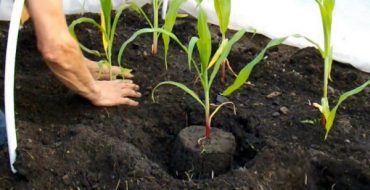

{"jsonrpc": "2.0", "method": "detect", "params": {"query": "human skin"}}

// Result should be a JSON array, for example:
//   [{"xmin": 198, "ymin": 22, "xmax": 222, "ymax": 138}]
[{"xmin": 25, "ymin": 0, "xmax": 141, "ymax": 106}]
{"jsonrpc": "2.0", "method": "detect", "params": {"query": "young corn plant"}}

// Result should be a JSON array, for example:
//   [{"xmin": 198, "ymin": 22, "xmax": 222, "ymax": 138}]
[
  {"xmin": 69, "ymin": 0, "xmax": 134, "ymax": 79},
  {"xmin": 313, "ymin": 0, "xmax": 370, "ymax": 139},
  {"xmin": 125, "ymin": 1, "xmax": 159, "ymax": 55},
  {"xmin": 129, "ymin": 0, "xmax": 186, "ymax": 68},
  {"xmin": 116, "ymin": 0, "xmax": 187, "ymax": 69},
  {"xmin": 212, "ymin": 0, "xmax": 256, "ymax": 82},
  {"xmin": 152, "ymin": 7, "xmax": 245, "ymax": 140}
]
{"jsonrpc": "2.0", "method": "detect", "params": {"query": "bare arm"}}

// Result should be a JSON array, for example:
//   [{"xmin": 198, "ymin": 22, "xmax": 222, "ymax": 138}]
[{"xmin": 25, "ymin": 0, "xmax": 141, "ymax": 106}]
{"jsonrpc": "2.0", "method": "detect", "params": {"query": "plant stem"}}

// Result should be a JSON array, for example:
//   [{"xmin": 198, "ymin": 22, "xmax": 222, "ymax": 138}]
[
  {"xmin": 204, "ymin": 89, "xmax": 211, "ymax": 139},
  {"xmin": 152, "ymin": 0, "xmax": 159, "ymax": 55},
  {"xmin": 203, "ymin": 63, "xmax": 211, "ymax": 138},
  {"xmin": 323, "ymin": 56, "xmax": 329, "ymax": 98},
  {"xmin": 321, "ymin": 5, "xmax": 332, "ymax": 99},
  {"xmin": 107, "ymin": 40, "xmax": 113, "ymax": 79},
  {"xmin": 205, "ymin": 118, "xmax": 211, "ymax": 139},
  {"xmin": 220, "ymin": 34, "xmax": 226, "ymax": 82}
]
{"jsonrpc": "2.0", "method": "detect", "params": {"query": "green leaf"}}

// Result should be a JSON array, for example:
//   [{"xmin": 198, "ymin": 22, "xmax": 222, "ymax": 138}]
[
  {"xmin": 162, "ymin": 0, "xmax": 187, "ymax": 68},
  {"xmin": 209, "ymin": 101, "xmax": 236, "ymax": 124},
  {"xmin": 120, "ymin": 68, "xmax": 133, "ymax": 79},
  {"xmin": 315, "ymin": 0, "xmax": 335, "ymax": 97},
  {"xmin": 208, "ymin": 38, "xmax": 228, "ymax": 69},
  {"xmin": 130, "ymin": 2, "xmax": 153, "ymax": 28},
  {"xmin": 96, "ymin": 60, "xmax": 106, "ymax": 79},
  {"xmin": 110, "ymin": 4, "xmax": 130, "ymax": 43},
  {"xmin": 214, "ymin": 0, "xmax": 231, "ymax": 36},
  {"xmin": 209, "ymin": 30, "xmax": 245, "ymax": 88},
  {"xmin": 187, "ymin": 37, "xmax": 199, "ymax": 70},
  {"xmin": 152, "ymin": 81, "xmax": 205, "ymax": 108},
  {"xmin": 222, "ymin": 36, "xmax": 288, "ymax": 96},
  {"xmin": 109, "ymin": 4, "xmax": 130, "ymax": 60},
  {"xmin": 324, "ymin": 80, "xmax": 370, "ymax": 139},
  {"xmin": 100, "ymin": 0, "xmax": 112, "ymax": 36},
  {"xmin": 292, "ymin": 34, "xmax": 324, "ymax": 56},
  {"xmin": 320, "ymin": 97, "xmax": 330, "ymax": 119},
  {"xmin": 186, "ymin": 37, "xmax": 203, "ymax": 84},
  {"xmin": 196, "ymin": 8, "xmax": 212, "ymax": 73},
  {"xmin": 68, "ymin": 17, "xmax": 104, "ymax": 57}
]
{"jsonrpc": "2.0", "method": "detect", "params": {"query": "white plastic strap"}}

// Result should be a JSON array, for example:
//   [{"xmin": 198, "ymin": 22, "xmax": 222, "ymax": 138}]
[{"xmin": 5, "ymin": 0, "xmax": 25, "ymax": 173}]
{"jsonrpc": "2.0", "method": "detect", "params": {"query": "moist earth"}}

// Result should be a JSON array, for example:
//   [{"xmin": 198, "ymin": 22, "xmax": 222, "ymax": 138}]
[{"xmin": 0, "ymin": 9, "xmax": 369, "ymax": 190}]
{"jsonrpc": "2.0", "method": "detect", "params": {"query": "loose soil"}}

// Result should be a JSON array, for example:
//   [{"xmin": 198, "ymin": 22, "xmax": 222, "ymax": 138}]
[{"xmin": 0, "ymin": 9, "xmax": 369, "ymax": 190}]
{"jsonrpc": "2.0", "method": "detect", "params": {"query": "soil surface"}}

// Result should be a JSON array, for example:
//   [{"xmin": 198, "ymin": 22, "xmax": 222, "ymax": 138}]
[{"xmin": 0, "ymin": 9, "xmax": 369, "ymax": 190}]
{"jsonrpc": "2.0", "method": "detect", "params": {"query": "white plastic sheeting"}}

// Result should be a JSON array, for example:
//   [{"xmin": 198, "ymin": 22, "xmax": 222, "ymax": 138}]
[
  {"xmin": 1, "ymin": 0, "xmax": 369, "ymax": 72},
  {"xmin": 62, "ymin": 0, "xmax": 149, "ymax": 14},
  {"xmin": 180, "ymin": 0, "xmax": 370, "ymax": 73}
]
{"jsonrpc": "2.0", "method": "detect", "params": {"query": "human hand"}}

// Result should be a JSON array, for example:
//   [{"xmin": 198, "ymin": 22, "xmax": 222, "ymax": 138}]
[
  {"xmin": 86, "ymin": 59, "xmax": 133, "ymax": 80},
  {"xmin": 89, "ymin": 79, "xmax": 141, "ymax": 107}
]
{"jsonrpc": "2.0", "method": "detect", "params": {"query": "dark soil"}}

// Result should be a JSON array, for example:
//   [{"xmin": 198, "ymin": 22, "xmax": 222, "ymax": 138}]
[{"xmin": 0, "ymin": 9, "xmax": 369, "ymax": 190}]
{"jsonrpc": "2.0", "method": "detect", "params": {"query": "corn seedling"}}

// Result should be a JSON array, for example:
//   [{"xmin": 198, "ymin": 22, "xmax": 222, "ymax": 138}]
[
  {"xmin": 134, "ymin": 0, "xmax": 167, "ymax": 55},
  {"xmin": 129, "ymin": 0, "xmax": 186, "ymax": 68},
  {"xmin": 69, "ymin": 0, "xmax": 134, "ymax": 80},
  {"xmin": 152, "ymin": 7, "xmax": 244, "ymax": 139},
  {"xmin": 212, "ymin": 0, "xmax": 256, "ymax": 82},
  {"xmin": 117, "ymin": 27, "xmax": 188, "ymax": 69},
  {"xmin": 313, "ymin": 0, "xmax": 370, "ymax": 139},
  {"xmin": 116, "ymin": 0, "xmax": 186, "ymax": 69}
]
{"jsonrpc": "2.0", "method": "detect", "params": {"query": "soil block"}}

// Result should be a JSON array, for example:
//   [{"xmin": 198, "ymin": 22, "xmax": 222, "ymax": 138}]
[{"xmin": 171, "ymin": 125, "xmax": 236, "ymax": 179}]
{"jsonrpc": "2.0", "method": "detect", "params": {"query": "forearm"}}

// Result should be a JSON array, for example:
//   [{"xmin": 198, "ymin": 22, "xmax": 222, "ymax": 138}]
[
  {"xmin": 26, "ymin": 0, "xmax": 101, "ymax": 101},
  {"xmin": 43, "ymin": 35, "xmax": 101, "ymax": 101}
]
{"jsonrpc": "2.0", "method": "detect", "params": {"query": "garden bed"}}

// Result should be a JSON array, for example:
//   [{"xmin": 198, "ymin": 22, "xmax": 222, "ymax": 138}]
[{"xmin": 0, "ymin": 10, "xmax": 369, "ymax": 189}]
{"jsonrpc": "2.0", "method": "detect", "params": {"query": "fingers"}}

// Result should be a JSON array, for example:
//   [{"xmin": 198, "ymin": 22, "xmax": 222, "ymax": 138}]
[
  {"xmin": 118, "ymin": 98, "xmax": 139, "ymax": 106},
  {"xmin": 123, "ymin": 72, "xmax": 134, "ymax": 79},
  {"xmin": 95, "ymin": 70, "xmax": 133, "ymax": 80},
  {"xmin": 87, "ymin": 60, "xmax": 133, "ymax": 80},
  {"xmin": 122, "ymin": 89, "xmax": 141, "ymax": 98},
  {"xmin": 118, "ymin": 80, "xmax": 140, "ymax": 91},
  {"xmin": 95, "ymin": 66, "xmax": 121, "ymax": 80},
  {"xmin": 92, "ymin": 97, "xmax": 139, "ymax": 107},
  {"xmin": 121, "ymin": 79, "xmax": 133, "ymax": 83},
  {"xmin": 117, "ymin": 80, "xmax": 141, "ymax": 98},
  {"xmin": 91, "ymin": 80, "xmax": 141, "ymax": 107},
  {"xmin": 111, "ymin": 66, "xmax": 134, "ymax": 78},
  {"xmin": 111, "ymin": 66, "xmax": 134, "ymax": 79},
  {"xmin": 99, "ymin": 64, "xmax": 120, "ymax": 76}
]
